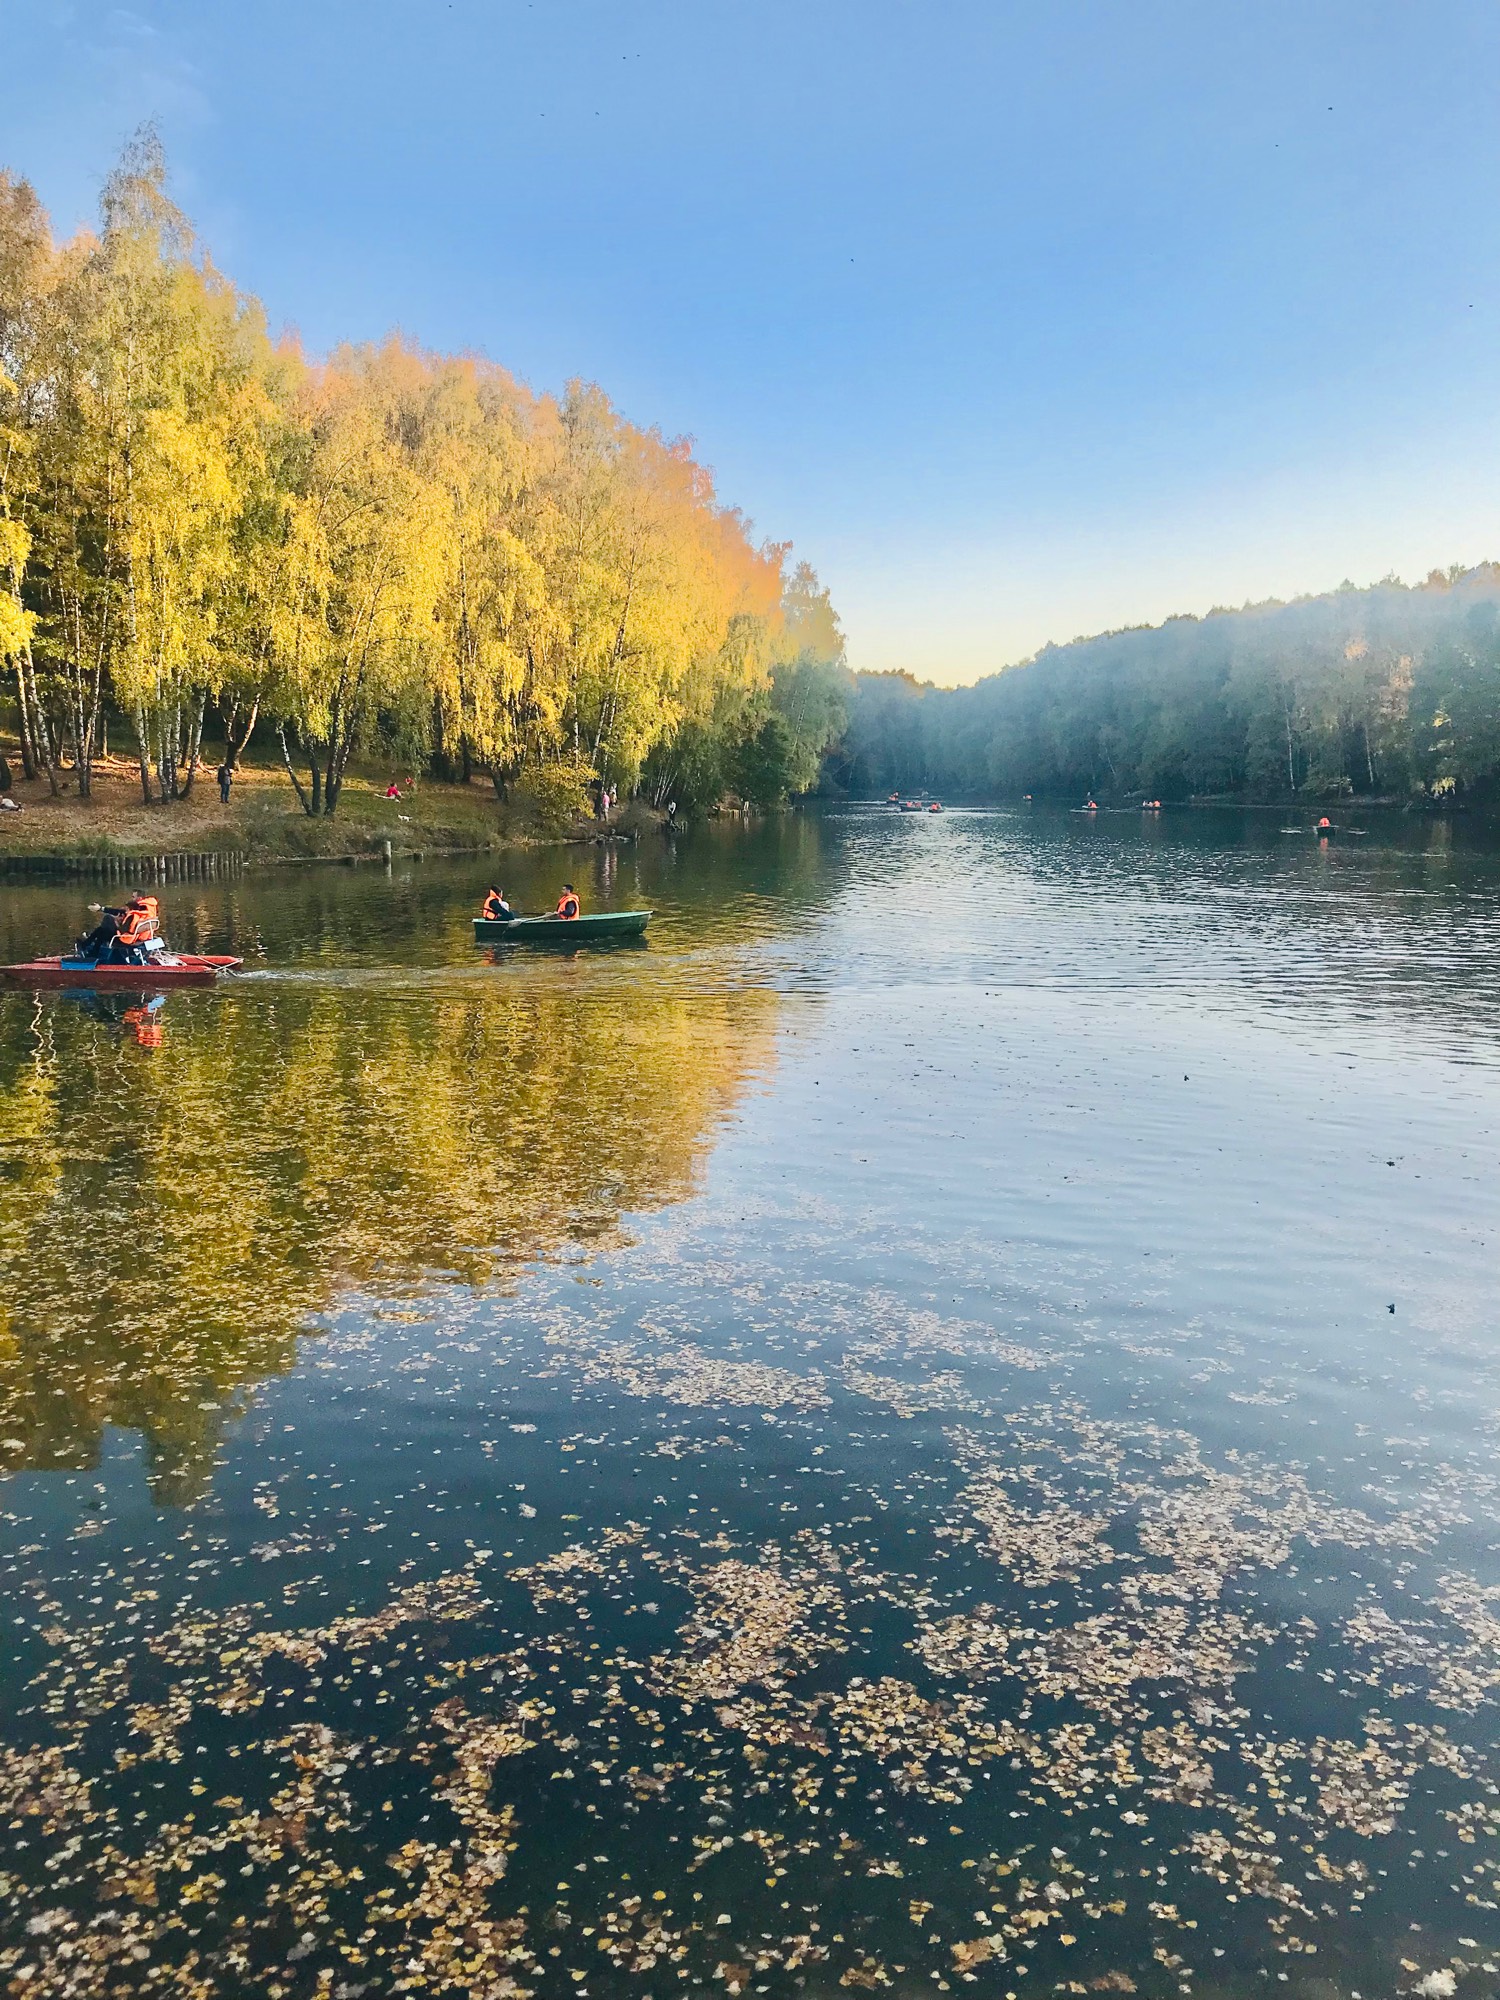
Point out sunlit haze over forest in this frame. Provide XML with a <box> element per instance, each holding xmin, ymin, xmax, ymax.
<box><xmin>8</xmin><ymin>0</ymin><xmax>1500</xmax><ymax>683</ymax></box>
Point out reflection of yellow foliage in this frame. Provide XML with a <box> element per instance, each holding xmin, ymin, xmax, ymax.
<box><xmin>0</xmin><ymin>1027</ymin><xmax>62</xmax><ymax>1196</ymax></box>
<box><xmin>0</xmin><ymin>980</ymin><xmax>775</xmax><ymax>1499</ymax></box>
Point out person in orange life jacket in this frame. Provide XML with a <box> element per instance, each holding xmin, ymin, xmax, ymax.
<box><xmin>481</xmin><ymin>885</ymin><xmax>513</xmax><ymax>921</ymax></box>
<box><xmin>111</xmin><ymin>894</ymin><xmax>160</xmax><ymax>962</ymax></box>
<box><xmin>555</xmin><ymin>884</ymin><xmax>580</xmax><ymax>920</ymax></box>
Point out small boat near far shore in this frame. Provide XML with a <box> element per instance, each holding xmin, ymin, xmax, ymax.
<box><xmin>0</xmin><ymin>953</ymin><xmax>242</xmax><ymax>989</ymax></box>
<box><xmin>473</xmin><ymin>910</ymin><xmax>651</xmax><ymax>944</ymax></box>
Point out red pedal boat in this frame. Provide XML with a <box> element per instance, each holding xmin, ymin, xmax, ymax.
<box><xmin>0</xmin><ymin>953</ymin><xmax>242</xmax><ymax>989</ymax></box>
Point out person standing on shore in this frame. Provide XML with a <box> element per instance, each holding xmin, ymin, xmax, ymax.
<box><xmin>217</xmin><ymin>761</ymin><xmax>233</xmax><ymax>804</ymax></box>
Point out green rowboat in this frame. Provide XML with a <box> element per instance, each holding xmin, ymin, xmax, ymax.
<box><xmin>473</xmin><ymin>909</ymin><xmax>652</xmax><ymax>944</ymax></box>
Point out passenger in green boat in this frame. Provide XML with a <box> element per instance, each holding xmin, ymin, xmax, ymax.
<box><xmin>480</xmin><ymin>886</ymin><xmax>513</xmax><ymax>921</ymax></box>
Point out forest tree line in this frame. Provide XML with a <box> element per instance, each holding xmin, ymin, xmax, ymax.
<box><xmin>831</xmin><ymin>567</ymin><xmax>1500</xmax><ymax>804</ymax></box>
<box><xmin>0</xmin><ymin>136</ymin><xmax>848</xmax><ymax>817</ymax></box>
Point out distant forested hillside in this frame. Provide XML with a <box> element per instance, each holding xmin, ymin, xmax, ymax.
<box><xmin>830</xmin><ymin>567</ymin><xmax>1500</xmax><ymax>803</ymax></box>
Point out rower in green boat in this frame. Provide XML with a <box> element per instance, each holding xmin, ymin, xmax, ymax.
<box><xmin>555</xmin><ymin>884</ymin><xmax>580</xmax><ymax>921</ymax></box>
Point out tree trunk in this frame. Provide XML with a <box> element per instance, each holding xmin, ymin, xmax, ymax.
<box><xmin>19</xmin><ymin>641</ymin><xmax>60</xmax><ymax>792</ymax></box>
<box><xmin>159</xmin><ymin>694</ymin><xmax>185</xmax><ymax>802</ymax></box>
<box><xmin>13</xmin><ymin>662</ymin><xmax>36</xmax><ymax>779</ymax></box>
<box><xmin>325</xmin><ymin>715</ymin><xmax>353</xmax><ymax>814</ymax></box>
<box><xmin>323</xmin><ymin>653</ymin><xmax>375</xmax><ymax>817</ymax></box>
<box><xmin>70</xmin><ymin>659</ymin><xmax>101</xmax><ymax>802</ymax></box>
<box><xmin>180</xmin><ymin>692</ymin><xmax>206</xmax><ymax>798</ymax></box>
<box><xmin>152</xmin><ymin>713</ymin><xmax>170</xmax><ymax>802</ymax></box>
<box><xmin>322</xmin><ymin>731</ymin><xmax>339</xmax><ymax>814</ymax></box>
<box><xmin>277</xmin><ymin>722</ymin><xmax>313</xmax><ymax>815</ymax></box>
<box><xmin>429</xmin><ymin>690</ymin><xmax>453</xmax><ymax>781</ymax></box>
<box><xmin>73</xmin><ymin>567</ymin><xmax>110</xmax><ymax>802</ymax></box>
<box><xmin>592</xmin><ymin>561</ymin><xmax>636</xmax><ymax>772</ymax></box>
<box><xmin>133</xmin><ymin>705</ymin><xmax>154</xmax><ymax>805</ymax></box>
<box><xmin>225</xmin><ymin>698</ymin><xmax>258</xmax><ymax>769</ymax></box>
<box><xmin>4</xmin><ymin>541</ymin><xmax>56</xmax><ymax>787</ymax></box>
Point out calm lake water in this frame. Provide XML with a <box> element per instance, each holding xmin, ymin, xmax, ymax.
<box><xmin>2</xmin><ymin>806</ymin><xmax>1499</xmax><ymax>2000</ymax></box>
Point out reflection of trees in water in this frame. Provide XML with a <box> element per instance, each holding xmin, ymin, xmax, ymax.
<box><xmin>220</xmin><ymin>812</ymin><xmax>854</xmax><ymax>962</ymax></box>
<box><xmin>0</xmin><ymin>982</ymin><xmax>776</xmax><ymax>1502</ymax></box>
<box><xmin>0</xmin><ymin>813</ymin><xmax>853</xmax><ymax>974</ymax></box>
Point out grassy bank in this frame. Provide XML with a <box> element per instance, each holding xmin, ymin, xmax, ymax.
<box><xmin>0</xmin><ymin>753</ymin><xmax>610</xmax><ymax>870</ymax></box>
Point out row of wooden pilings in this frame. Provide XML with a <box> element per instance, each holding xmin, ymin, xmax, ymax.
<box><xmin>0</xmin><ymin>850</ymin><xmax>248</xmax><ymax>882</ymax></box>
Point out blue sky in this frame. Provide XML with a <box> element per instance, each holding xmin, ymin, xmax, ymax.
<box><xmin>8</xmin><ymin>0</ymin><xmax>1500</xmax><ymax>684</ymax></box>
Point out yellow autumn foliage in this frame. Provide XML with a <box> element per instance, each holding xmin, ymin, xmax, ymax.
<box><xmin>1</xmin><ymin>135</ymin><xmax>833</xmax><ymax>814</ymax></box>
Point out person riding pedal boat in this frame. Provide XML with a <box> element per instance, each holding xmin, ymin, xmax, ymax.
<box><xmin>76</xmin><ymin>905</ymin><xmax>124</xmax><ymax>961</ymax></box>
<box><xmin>555</xmin><ymin>884</ymin><xmax>580</xmax><ymax>920</ymax></box>
<box><xmin>109</xmin><ymin>893</ymin><xmax>161</xmax><ymax>964</ymax></box>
